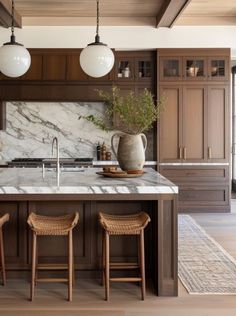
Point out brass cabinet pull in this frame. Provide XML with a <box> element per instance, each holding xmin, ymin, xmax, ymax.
<box><xmin>179</xmin><ymin>147</ymin><xmax>182</xmax><ymax>159</ymax></box>
<box><xmin>183</xmin><ymin>147</ymin><xmax>187</xmax><ymax>160</ymax></box>
<box><xmin>208</xmin><ymin>147</ymin><xmax>212</xmax><ymax>159</ymax></box>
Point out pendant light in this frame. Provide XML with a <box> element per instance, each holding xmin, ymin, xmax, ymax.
<box><xmin>80</xmin><ymin>0</ymin><xmax>114</xmax><ymax>78</ymax></box>
<box><xmin>0</xmin><ymin>0</ymin><xmax>31</xmax><ymax>78</ymax></box>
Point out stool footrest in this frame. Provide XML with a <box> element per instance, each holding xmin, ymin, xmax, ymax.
<box><xmin>110</xmin><ymin>262</ymin><xmax>139</xmax><ymax>270</ymax></box>
<box><xmin>110</xmin><ymin>277</ymin><xmax>142</xmax><ymax>282</ymax></box>
<box><xmin>37</xmin><ymin>264</ymin><xmax>68</xmax><ymax>270</ymax></box>
<box><xmin>36</xmin><ymin>278</ymin><xmax>68</xmax><ymax>283</ymax></box>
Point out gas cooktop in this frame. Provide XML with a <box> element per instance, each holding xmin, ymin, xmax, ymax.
<box><xmin>8</xmin><ymin>158</ymin><xmax>94</xmax><ymax>167</ymax></box>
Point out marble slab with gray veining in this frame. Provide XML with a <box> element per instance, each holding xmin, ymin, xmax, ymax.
<box><xmin>0</xmin><ymin>168</ymin><xmax>178</xmax><ymax>195</ymax></box>
<box><xmin>0</xmin><ymin>102</ymin><xmax>154</xmax><ymax>161</ymax></box>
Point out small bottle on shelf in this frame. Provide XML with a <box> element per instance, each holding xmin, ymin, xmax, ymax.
<box><xmin>101</xmin><ymin>142</ymin><xmax>107</xmax><ymax>161</ymax></box>
<box><xmin>96</xmin><ymin>142</ymin><xmax>101</xmax><ymax>161</ymax></box>
<box><xmin>105</xmin><ymin>151</ymin><xmax>111</xmax><ymax>161</ymax></box>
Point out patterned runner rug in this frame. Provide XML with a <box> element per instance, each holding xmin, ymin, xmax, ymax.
<box><xmin>178</xmin><ymin>215</ymin><xmax>236</xmax><ymax>294</ymax></box>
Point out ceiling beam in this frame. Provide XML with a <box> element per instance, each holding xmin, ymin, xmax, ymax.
<box><xmin>156</xmin><ymin>0</ymin><xmax>191</xmax><ymax>28</ymax></box>
<box><xmin>0</xmin><ymin>0</ymin><xmax>22</xmax><ymax>28</ymax></box>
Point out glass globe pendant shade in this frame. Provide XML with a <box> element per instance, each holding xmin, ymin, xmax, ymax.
<box><xmin>80</xmin><ymin>43</ymin><xmax>114</xmax><ymax>78</ymax></box>
<box><xmin>0</xmin><ymin>42</ymin><xmax>31</xmax><ymax>77</ymax></box>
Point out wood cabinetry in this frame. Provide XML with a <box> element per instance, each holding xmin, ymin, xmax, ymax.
<box><xmin>159</xmin><ymin>85</ymin><xmax>182</xmax><ymax>162</ymax></box>
<box><xmin>160</xmin><ymin>165</ymin><xmax>230</xmax><ymax>212</ymax></box>
<box><xmin>115</xmin><ymin>51</ymin><xmax>154</xmax><ymax>83</ymax></box>
<box><xmin>159</xmin><ymin>50</ymin><xmax>229</xmax><ymax>82</ymax></box>
<box><xmin>0</xmin><ymin>49</ymin><xmax>155</xmax><ymax>103</ymax></box>
<box><xmin>207</xmin><ymin>85</ymin><xmax>229</xmax><ymax>161</ymax></box>
<box><xmin>158</xmin><ymin>49</ymin><xmax>230</xmax><ymax>164</ymax></box>
<box><xmin>159</xmin><ymin>84</ymin><xmax>207</xmax><ymax>162</ymax></box>
<box><xmin>158</xmin><ymin>48</ymin><xmax>230</xmax><ymax>213</ymax></box>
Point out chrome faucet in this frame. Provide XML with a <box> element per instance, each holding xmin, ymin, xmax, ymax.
<box><xmin>52</xmin><ymin>137</ymin><xmax>60</xmax><ymax>186</ymax></box>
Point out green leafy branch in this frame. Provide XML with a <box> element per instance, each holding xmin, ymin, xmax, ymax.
<box><xmin>79</xmin><ymin>86</ymin><xmax>165</xmax><ymax>135</ymax></box>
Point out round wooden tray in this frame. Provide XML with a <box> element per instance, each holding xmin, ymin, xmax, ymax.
<box><xmin>96</xmin><ymin>171</ymin><xmax>145</xmax><ymax>178</ymax></box>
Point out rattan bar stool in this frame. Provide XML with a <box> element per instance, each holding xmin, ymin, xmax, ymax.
<box><xmin>27</xmin><ymin>212</ymin><xmax>79</xmax><ymax>302</ymax></box>
<box><xmin>99</xmin><ymin>212</ymin><xmax>150</xmax><ymax>301</ymax></box>
<box><xmin>0</xmin><ymin>214</ymin><xmax>9</xmax><ymax>285</ymax></box>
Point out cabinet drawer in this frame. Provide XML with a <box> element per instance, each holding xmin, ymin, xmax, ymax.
<box><xmin>179</xmin><ymin>185</ymin><xmax>229</xmax><ymax>206</ymax></box>
<box><xmin>160</xmin><ymin>166</ymin><xmax>228</xmax><ymax>183</ymax></box>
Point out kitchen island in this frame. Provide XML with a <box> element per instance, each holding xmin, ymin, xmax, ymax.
<box><xmin>0</xmin><ymin>167</ymin><xmax>178</xmax><ymax>296</ymax></box>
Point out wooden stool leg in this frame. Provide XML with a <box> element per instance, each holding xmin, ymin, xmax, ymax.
<box><xmin>72</xmin><ymin>255</ymin><xmax>75</xmax><ymax>287</ymax></box>
<box><xmin>68</xmin><ymin>230</ymin><xmax>73</xmax><ymax>302</ymax></box>
<box><xmin>35</xmin><ymin>246</ymin><xmax>38</xmax><ymax>286</ymax></box>
<box><xmin>30</xmin><ymin>232</ymin><xmax>37</xmax><ymax>301</ymax></box>
<box><xmin>102</xmin><ymin>230</ymin><xmax>105</xmax><ymax>286</ymax></box>
<box><xmin>0</xmin><ymin>228</ymin><xmax>6</xmax><ymax>286</ymax></box>
<box><xmin>140</xmin><ymin>229</ymin><xmax>145</xmax><ymax>300</ymax></box>
<box><xmin>105</xmin><ymin>231</ymin><xmax>110</xmax><ymax>301</ymax></box>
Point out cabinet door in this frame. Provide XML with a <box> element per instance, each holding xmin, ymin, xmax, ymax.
<box><xmin>135</xmin><ymin>57</ymin><xmax>152</xmax><ymax>81</ymax></box>
<box><xmin>207</xmin><ymin>85</ymin><xmax>229</xmax><ymax>161</ymax></box>
<box><xmin>182</xmin><ymin>86</ymin><xmax>207</xmax><ymax>161</ymax></box>
<box><xmin>159</xmin><ymin>85</ymin><xmax>182</xmax><ymax>162</ymax></box>
<box><xmin>208</xmin><ymin>57</ymin><xmax>229</xmax><ymax>81</ymax></box>
<box><xmin>115</xmin><ymin>57</ymin><xmax>134</xmax><ymax>80</ymax></box>
<box><xmin>43</xmin><ymin>54</ymin><xmax>67</xmax><ymax>80</ymax></box>
<box><xmin>159</xmin><ymin>57</ymin><xmax>182</xmax><ymax>81</ymax></box>
<box><xmin>183</xmin><ymin>57</ymin><xmax>207</xmax><ymax>80</ymax></box>
<box><xmin>21</xmin><ymin>54</ymin><xmax>43</xmax><ymax>80</ymax></box>
<box><xmin>67</xmin><ymin>54</ymin><xmax>88</xmax><ymax>80</ymax></box>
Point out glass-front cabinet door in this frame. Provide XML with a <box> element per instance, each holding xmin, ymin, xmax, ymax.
<box><xmin>159</xmin><ymin>57</ymin><xmax>182</xmax><ymax>81</ymax></box>
<box><xmin>183</xmin><ymin>57</ymin><xmax>206</xmax><ymax>80</ymax></box>
<box><xmin>116</xmin><ymin>58</ymin><xmax>134</xmax><ymax>80</ymax></box>
<box><xmin>208</xmin><ymin>58</ymin><xmax>228</xmax><ymax>81</ymax></box>
<box><xmin>135</xmin><ymin>58</ymin><xmax>152</xmax><ymax>80</ymax></box>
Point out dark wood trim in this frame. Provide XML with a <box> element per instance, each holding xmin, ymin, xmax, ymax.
<box><xmin>158</xmin><ymin>48</ymin><xmax>230</xmax><ymax>57</ymax></box>
<box><xmin>0</xmin><ymin>101</ymin><xmax>6</xmax><ymax>130</ymax></box>
<box><xmin>0</xmin><ymin>193</ymin><xmax>176</xmax><ymax>202</ymax></box>
<box><xmin>0</xmin><ymin>0</ymin><xmax>21</xmax><ymax>28</ymax></box>
<box><xmin>156</xmin><ymin>0</ymin><xmax>191</xmax><ymax>28</ymax></box>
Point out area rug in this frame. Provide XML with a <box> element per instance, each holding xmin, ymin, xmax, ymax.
<box><xmin>178</xmin><ymin>215</ymin><xmax>236</xmax><ymax>294</ymax></box>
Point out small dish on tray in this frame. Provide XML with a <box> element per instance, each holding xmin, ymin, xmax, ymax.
<box><xmin>96</xmin><ymin>170</ymin><xmax>145</xmax><ymax>178</ymax></box>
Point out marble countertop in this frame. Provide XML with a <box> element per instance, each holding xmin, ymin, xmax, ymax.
<box><xmin>93</xmin><ymin>160</ymin><xmax>157</xmax><ymax>166</ymax></box>
<box><xmin>0</xmin><ymin>167</ymin><xmax>178</xmax><ymax>195</ymax></box>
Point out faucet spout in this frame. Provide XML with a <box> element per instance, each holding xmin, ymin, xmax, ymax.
<box><xmin>52</xmin><ymin>137</ymin><xmax>60</xmax><ymax>187</ymax></box>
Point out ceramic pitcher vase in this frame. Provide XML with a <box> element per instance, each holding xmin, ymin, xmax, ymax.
<box><xmin>111</xmin><ymin>132</ymin><xmax>147</xmax><ymax>171</ymax></box>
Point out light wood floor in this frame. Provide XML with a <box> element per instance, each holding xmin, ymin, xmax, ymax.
<box><xmin>1</xmin><ymin>202</ymin><xmax>236</xmax><ymax>316</ymax></box>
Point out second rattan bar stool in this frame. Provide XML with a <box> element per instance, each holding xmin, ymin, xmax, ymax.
<box><xmin>99</xmin><ymin>212</ymin><xmax>150</xmax><ymax>301</ymax></box>
<box><xmin>27</xmin><ymin>212</ymin><xmax>79</xmax><ymax>302</ymax></box>
<box><xmin>0</xmin><ymin>214</ymin><xmax>9</xmax><ymax>285</ymax></box>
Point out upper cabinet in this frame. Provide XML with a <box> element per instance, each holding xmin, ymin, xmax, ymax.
<box><xmin>158</xmin><ymin>49</ymin><xmax>230</xmax><ymax>164</ymax></box>
<box><xmin>159</xmin><ymin>57</ymin><xmax>182</xmax><ymax>81</ymax></box>
<box><xmin>159</xmin><ymin>49</ymin><xmax>229</xmax><ymax>82</ymax></box>
<box><xmin>208</xmin><ymin>57</ymin><xmax>229</xmax><ymax>81</ymax></box>
<box><xmin>21</xmin><ymin>54</ymin><xmax>43</xmax><ymax>81</ymax></box>
<box><xmin>115</xmin><ymin>51</ymin><xmax>155</xmax><ymax>83</ymax></box>
<box><xmin>0</xmin><ymin>49</ymin><xmax>154</xmax><ymax>85</ymax></box>
<box><xmin>183</xmin><ymin>57</ymin><xmax>207</xmax><ymax>80</ymax></box>
<box><xmin>43</xmin><ymin>54</ymin><xmax>67</xmax><ymax>81</ymax></box>
<box><xmin>0</xmin><ymin>49</ymin><xmax>156</xmax><ymax>101</ymax></box>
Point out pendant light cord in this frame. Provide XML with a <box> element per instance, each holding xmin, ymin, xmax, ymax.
<box><xmin>11</xmin><ymin>0</ymin><xmax>15</xmax><ymax>43</ymax></box>
<box><xmin>95</xmin><ymin>0</ymin><xmax>100</xmax><ymax>43</ymax></box>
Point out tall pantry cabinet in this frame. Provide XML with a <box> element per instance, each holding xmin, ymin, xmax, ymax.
<box><xmin>158</xmin><ymin>49</ymin><xmax>230</xmax><ymax>212</ymax></box>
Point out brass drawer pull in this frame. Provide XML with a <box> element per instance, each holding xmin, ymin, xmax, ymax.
<box><xmin>179</xmin><ymin>147</ymin><xmax>182</xmax><ymax>159</ymax></box>
<box><xmin>208</xmin><ymin>147</ymin><xmax>212</xmax><ymax>159</ymax></box>
<box><xmin>183</xmin><ymin>147</ymin><xmax>187</xmax><ymax>160</ymax></box>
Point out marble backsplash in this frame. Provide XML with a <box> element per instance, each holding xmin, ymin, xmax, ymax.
<box><xmin>0</xmin><ymin>102</ymin><xmax>154</xmax><ymax>161</ymax></box>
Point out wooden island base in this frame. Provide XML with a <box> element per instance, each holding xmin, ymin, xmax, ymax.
<box><xmin>0</xmin><ymin>195</ymin><xmax>177</xmax><ymax>297</ymax></box>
